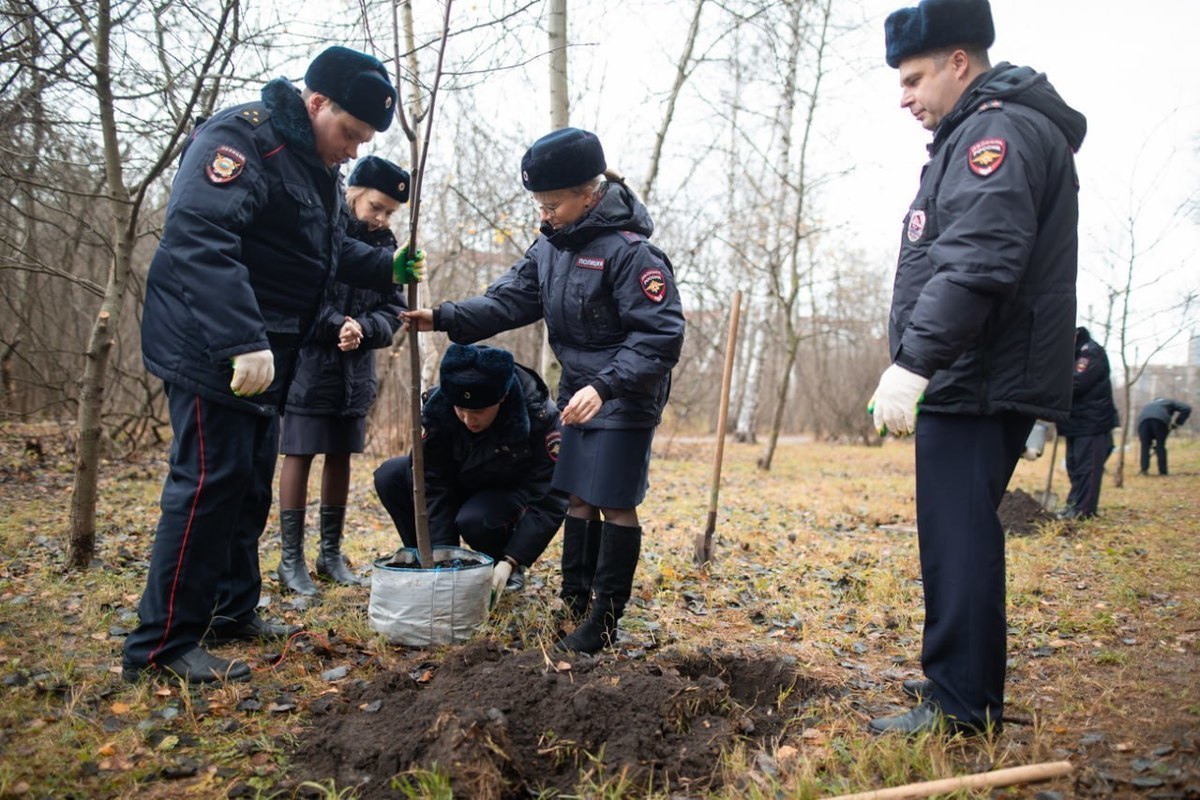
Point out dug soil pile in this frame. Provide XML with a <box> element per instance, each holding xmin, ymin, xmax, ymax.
<box><xmin>291</xmin><ymin>638</ymin><xmax>824</xmax><ymax>798</ymax></box>
<box><xmin>998</xmin><ymin>488</ymin><xmax>1057</xmax><ymax>536</ymax></box>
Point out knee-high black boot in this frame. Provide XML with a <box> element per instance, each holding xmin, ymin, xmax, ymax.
<box><xmin>555</xmin><ymin>522</ymin><xmax>640</xmax><ymax>654</ymax></box>
<box><xmin>315</xmin><ymin>506</ymin><xmax>362</xmax><ymax>586</ymax></box>
<box><xmin>559</xmin><ymin>517</ymin><xmax>602</xmax><ymax>620</ymax></box>
<box><xmin>277</xmin><ymin>508</ymin><xmax>318</xmax><ymax>596</ymax></box>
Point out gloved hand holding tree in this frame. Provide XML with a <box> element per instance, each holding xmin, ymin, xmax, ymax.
<box><xmin>393</xmin><ymin>243</ymin><xmax>426</xmax><ymax>284</ymax></box>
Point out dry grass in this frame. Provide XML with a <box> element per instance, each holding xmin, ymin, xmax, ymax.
<box><xmin>0</xmin><ymin>427</ymin><xmax>1196</xmax><ymax>797</ymax></box>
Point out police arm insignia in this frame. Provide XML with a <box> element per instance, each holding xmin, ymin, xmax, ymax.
<box><xmin>967</xmin><ymin>138</ymin><xmax>1006</xmax><ymax>177</ymax></box>
<box><xmin>639</xmin><ymin>268</ymin><xmax>667</xmax><ymax>303</ymax></box>
<box><xmin>544</xmin><ymin>430</ymin><xmax>561</xmax><ymax>462</ymax></box>
<box><xmin>206</xmin><ymin>145</ymin><xmax>246</xmax><ymax>184</ymax></box>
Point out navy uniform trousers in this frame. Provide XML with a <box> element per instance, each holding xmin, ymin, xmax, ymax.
<box><xmin>123</xmin><ymin>384</ymin><xmax>278</xmax><ymax>669</ymax></box>
<box><xmin>374</xmin><ymin>455</ymin><xmax>523</xmax><ymax>561</ymax></box>
<box><xmin>1064</xmin><ymin>433</ymin><xmax>1113</xmax><ymax>517</ymax></box>
<box><xmin>915</xmin><ymin>411</ymin><xmax>1033</xmax><ymax>729</ymax></box>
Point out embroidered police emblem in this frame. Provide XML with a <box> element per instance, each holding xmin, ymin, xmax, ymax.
<box><xmin>906</xmin><ymin>209</ymin><xmax>926</xmax><ymax>243</ymax></box>
<box><xmin>545</xmin><ymin>430</ymin><xmax>561</xmax><ymax>462</ymax></box>
<box><xmin>206</xmin><ymin>146</ymin><xmax>246</xmax><ymax>184</ymax></box>
<box><xmin>640</xmin><ymin>268</ymin><xmax>667</xmax><ymax>303</ymax></box>
<box><xmin>576</xmin><ymin>256</ymin><xmax>606</xmax><ymax>270</ymax></box>
<box><xmin>1075</xmin><ymin>357</ymin><xmax>1089</xmax><ymax>373</ymax></box>
<box><xmin>968</xmin><ymin>138</ymin><xmax>1006</xmax><ymax>177</ymax></box>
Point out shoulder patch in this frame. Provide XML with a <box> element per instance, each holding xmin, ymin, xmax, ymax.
<box><xmin>1074</xmin><ymin>357</ymin><xmax>1089</xmax><ymax>374</ymax></box>
<box><xmin>906</xmin><ymin>209</ymin><xmax>926</xmax><ymax>243</ymax></box>
<box><xmin>977</xmin><ymin>99</ymin><xmax>1004</xmax><ymax>113</ymax></box>
<box><xmin>237</xmin><ymin>106</ymin><xmax>270</xmax><ymax>127</ymax></box>
<box><xmin>618</xmin><ymin>230</ymin><xmax>645</xmax><ymax>243</ymax></box>
<box><xmin>206</xmin><ymin>145</ymin><xmax>246</xmax><ymax>184</ymax></box>
<box><xmin>576</xmin><ymin>256</ymin><xmax>606</xmax><ymax>270</ymax></box>
<box><xmin>544</xmin><ymin>430</ymin><xmax>561</xmax><ymax>462</ymax></box>
<box><xmin>639</xmin><ymin>268</ymin><xmax>667</xmax><ymax>303</ymax></box>
<box><xmin>967</xmin><ymin>138</ymin><xmax>1006</xmax><ymax>177</ymax></box>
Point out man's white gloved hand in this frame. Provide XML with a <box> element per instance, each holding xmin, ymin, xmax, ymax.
<box><xmin>868</xmin><ymin>363</ymin><xmax>929</xmax><ymax>437</ymax></box>
<box><xmin>230</xmin><ymin>349</ymin><xmax>275</xmax><ymax>397</ymax></box>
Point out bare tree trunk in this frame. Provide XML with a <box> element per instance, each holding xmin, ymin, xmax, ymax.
<box><xmin>548</xmin><ymin>0</ymin><xmax>568</xmax><ymax>130</ymax></box>
<box><xmin>67</xmin><ymin>0</ymin><xmax>134</xmax><ymax>569</ymax></box>
<box><xmin>641</xmin><ymin>0</ymin><xmax>705</xmax><ymax>203</ymax></box>
<box><xmin>540</xmin><ymin>0</ymin><xmax>569</xmax><ymax>384</ymax></box>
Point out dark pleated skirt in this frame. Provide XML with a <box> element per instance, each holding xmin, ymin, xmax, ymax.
<box><xmin>279</xmin><ymin>413</ymin><xmax>366</xmax><ymax>455</ymax></box>
<box><xmin>551</xmin><ymin>426</ymin><xmax>654</xmax><ymax>508</ymax></box>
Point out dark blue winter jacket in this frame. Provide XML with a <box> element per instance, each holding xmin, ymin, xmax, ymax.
<box><xmin>433</xmin><ymin>182</ymin><xmax>686</xmax><ymax>429</ymax></box>
<box><xmin>285</xmin><ymin>220</ymin><xmax>405</xmax><ymax>418</ymax></box>
<box><xmin>421</xmin><ymin>364</ymin><xmax>569</xmax><ymax>566</ymax></box>
<box><xmin>889</xmin><ymin>64</ymin><xmax>1087</xmax><ymax>422</ymax></box>
<box><xmin>142</xmin><ymin>78</ymin><xmax>395</xmax><ymax>415</ymax></box>
<box><xmin>1057</xmin><ymin>328</ymin><xmax>1119</xmax><ymax>437</ymax></box>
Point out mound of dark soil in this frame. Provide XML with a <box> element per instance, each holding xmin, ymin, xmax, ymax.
<box><xmin>999</xmin><ymin>488</ymin><xmax>1057</xmax><ymax>536</ymax></box>
<box><xmin>290</xmin><ymin>639</ymin><xmax>824</xmax><ymax>798</ymax></box>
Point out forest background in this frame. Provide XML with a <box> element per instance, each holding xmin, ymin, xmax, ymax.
<box><xmin>1</xmin><ymin>0</ymin><xmax>1197</xmax><ymax>558</ymax></box>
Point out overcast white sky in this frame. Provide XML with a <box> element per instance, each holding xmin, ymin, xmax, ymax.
<box><xmin>575</xmin><ymin>0</ymin><xmax>1200</xmax><ymax>366</ymax></box>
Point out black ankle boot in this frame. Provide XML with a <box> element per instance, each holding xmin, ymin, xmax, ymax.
<box><xmin>559</xmin><ymin>517</ymin><xmax>601</xmax><ymax>620</ymax></box>
<box><xmin>555</xmin><ymin>522</ymin><xmax>641</xmax><ymax>654</ymax></box>
<box><xmin>277</xmin><ymin>509</ymin><xmax>318</xmax><ymax>596</ymax></box>
<box><xmin>316</xmin><ymin>505</ymin><xmax>362</xmax><ymax>586</ymax></box>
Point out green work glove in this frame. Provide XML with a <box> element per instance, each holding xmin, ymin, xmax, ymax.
<box><xmin>393</xmin><ymin>243</ymin><xmax>426</xmax><ymax>284</ymax></box>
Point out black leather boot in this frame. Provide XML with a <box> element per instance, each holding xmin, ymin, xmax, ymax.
<box><xmin>559</xmin><ymin>517</ymin><xmax>602</xmax><ymax>620</ymax></box>
<box><xmin>277</xmin><ymin>508</ymin><xmax>318</xmax><ymax>596</ymax></box>
<box><xmin>316</xmin><ymin>505</ymin><xmax>362</xmax><ymax>586</ymax></box>
<box><xmin>555</xmin><ymin>522</ymin><xmax>640</xmax><ymax>654</ymax></box>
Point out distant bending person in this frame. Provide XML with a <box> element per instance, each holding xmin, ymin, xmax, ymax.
<box><xmin>1137</xmin><ymin>397</ymin><xmax>1191</xmax><ymax>476</ymax></box>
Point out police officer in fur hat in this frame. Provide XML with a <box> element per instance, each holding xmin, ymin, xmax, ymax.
<box><xmin>403</xmin><ymin>128</ymin><xmax>686</xmax><ymax>654</ymax></box>
<box><xmin>868</xmin><ymin>0</ymin><xmax>1086</xmax><ymax>733</ymax></box>
<box><xmin>123</xmin><ymin>47</ymin><xmax>424</xmax><ymax>684</ymax></box>
<box><xmin>373</xmin><ymin>344</ymin><xmax>569</xmax><ymax>593</ymax></box>
<box><xmin>276</xmin><ymin>156</ymin><xmax>412</xmax><ymax>597</ymax></box>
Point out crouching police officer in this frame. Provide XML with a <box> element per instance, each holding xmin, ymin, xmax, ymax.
<box><xmin>123</xmin><ymin>47</ymin><xmax>423</xmax><ymax>685</ymax></box>
<box><xmin>373</xmin><ymin>344</ymin><xmax>569</xmax><ymax>593</ymax></box>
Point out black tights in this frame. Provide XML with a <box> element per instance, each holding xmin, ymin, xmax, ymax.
<box><xmin>279</xmin><ymin>453</ymin><xmax>351</xmax><ymax>510</ymax></box>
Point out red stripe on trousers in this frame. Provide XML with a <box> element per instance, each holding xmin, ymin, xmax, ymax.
<box><xmin>148</xmin><ymin>395</ymin><xmax>206</xmax><ymax>665</ymax></box>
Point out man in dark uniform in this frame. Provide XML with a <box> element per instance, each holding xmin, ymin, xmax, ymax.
<box><xmin>374</xmin><ymin>344</ymin><xmax>569</xmax><ymax>594</ymax></box>
<box><xmin>867</xmin><ymin>0</ymin><xmax>1086</xmax><ymax>734</ymax></box>
<box><xmin>123</xmin><ymin>47</ymin><xmax>421</xmax><ymax>684</ymax></box>
<box><xmin>1137</xmin><ymin>397</ymin><xmax>1192</xmax><ymax>475</ymax></box>
<box><xmin>1057</xmin><ymin>327</ymin><xmax>1118</xmax><ymax>519</ymax></box>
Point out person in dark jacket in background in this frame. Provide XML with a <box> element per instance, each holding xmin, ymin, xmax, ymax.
<box><xmin>1137</xmin><ymin>397</ymin><xmax>1192</xmax><ymax>476</ymax></box>
<box><xmin>123</xmin><ymin>47</ymin><xmax>423</xmax><ymax>685</ymax></box>
<box><xmin>867</xmin><ymin>0</ymin><xmax>1085</xmax><ymax>734</ymax></box>
<box><xmin>404</xmin><ymin>128</ymin><xmax>686</xmax><ymax>654</ymax></box>
<box><xmin>276</xmin><ymin>156</ymin><xmax>410</xmax><ymax>596</ymax></box>
<box><xmin>373</xmin><ymin>344</ymin><xmax>568</xmax><ymax>594</ymax></box>
<box><xmin>1057</xmin><ymin>327</ymin><xmax>1118</xmax><ymax>519</ymax></box>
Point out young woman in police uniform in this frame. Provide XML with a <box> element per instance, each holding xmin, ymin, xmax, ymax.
<box><xmin>276</xmin><ymin>156</ymin><xmax>409</xmax><ymax>595</ymax></box>
<box><xmin>404</xmin><ymin>128</ymin><xmax>686</xmax><ymax>654</ymax></box>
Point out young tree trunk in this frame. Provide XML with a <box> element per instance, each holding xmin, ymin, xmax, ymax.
<box><xmin>67</xmin><ymin>0</ymin><xmax>135</xmax><ymax>570</ymax></box>
<box><xmin>540</xmin><ymin>0</ymin><xmax>569</xmax><ymax>383</ymax></box>
<box><xmin>641</xmin><ymin>0</ymin><xmax>705</xmax><ymax>203</ymax></box>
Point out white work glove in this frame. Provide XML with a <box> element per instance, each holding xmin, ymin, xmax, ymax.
<box><xmin>868</xmin><ymin>363</ymin><xmax>929</xmax><ymax>437</ymax></box>
<box><xmin>230</xmin><ymin>349</ymin><xmax>275</xmax><ymax>397</ymax></box>
<box><xmin>489</xmin><ymin>559</ymin><xmax>514</xmax><ymax>610</ymax></box>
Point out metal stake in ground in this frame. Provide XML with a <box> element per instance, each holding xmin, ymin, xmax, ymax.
<box><xmin>694</xmin><ymin>290</ymin><xmax>742</xmax><ymax>566</ymax></box>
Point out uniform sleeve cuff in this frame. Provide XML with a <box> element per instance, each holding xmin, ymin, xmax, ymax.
<box><xmin>590</xmin><ymin>379</ymin><xmax>614</xmax><ymax>402</ymax></box>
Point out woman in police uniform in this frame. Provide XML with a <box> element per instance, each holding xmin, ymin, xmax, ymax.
<box><xmin>275</xmin><ymin>156</ymin><xmax>409</xmax><ymax>595</ymax></box>
<box><xmin>404</xmin><ymin>128</ymin><xmax>686</xmax><ymax>654</ymax></box>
